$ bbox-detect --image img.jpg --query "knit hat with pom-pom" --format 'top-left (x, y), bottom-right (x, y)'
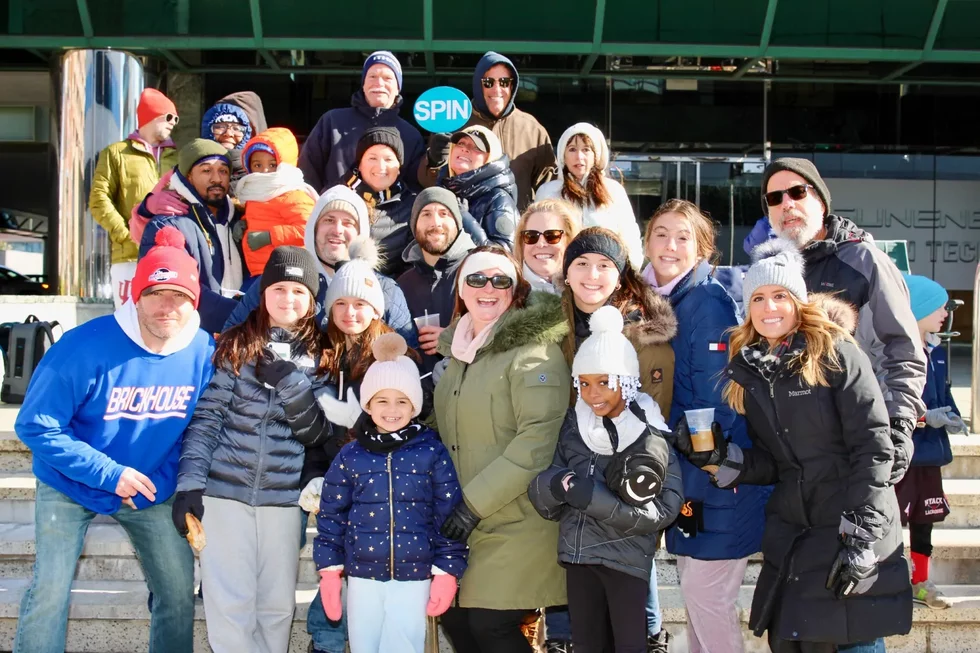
top-left (572, 305), bottom-right (639, 380)
top-left (359, 332), bottom-right (423, 417)
top-left (742, 237), bottom-right (808, 311)
top-left (131, 226), bottom-right (201, 307)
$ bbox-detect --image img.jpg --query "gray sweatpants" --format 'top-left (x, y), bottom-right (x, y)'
top-left (200, 496), bottom-right (303, 653)
top-left (677, 556), bottom-right (749, 653)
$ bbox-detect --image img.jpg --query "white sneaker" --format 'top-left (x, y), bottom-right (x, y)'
top-left (913, 579), bottom-right (952, 609)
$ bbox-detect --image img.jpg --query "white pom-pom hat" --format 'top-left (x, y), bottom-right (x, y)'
top-left (571, 305), bottom-right (640, 380)
top-left (358, 333), bottom-right (423, 417)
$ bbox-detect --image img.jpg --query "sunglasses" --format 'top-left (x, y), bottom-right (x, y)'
top-left (481, 77), bottom-right (514, 89)
top-left (764, 184), bottom-right (814, 207)
top-left (164, 113), bottom-right (179, 125)
top-left (465, 273), bottom-right (514, 290)
top-left (521, 229), bottom-right (565, 245)
top-left (211, 123), bottom-right (245, 135)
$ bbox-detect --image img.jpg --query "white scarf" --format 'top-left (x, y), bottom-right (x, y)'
top-left (574, 392), bottom-right (668, 455)
top-left (234, 164), bottom-right (319, 203)
top-left (450, 313), bottom-right (500, 364)
top-left (113, 299), bottom-right (202, 356)
top-left (522, 262), bottom-right (559, 295)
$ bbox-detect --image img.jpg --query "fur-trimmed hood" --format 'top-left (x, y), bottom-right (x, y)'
top-left (625, 285), bottom-right (678, 347)
top-left (437, 290), bottom-right (569, 358)
top-left (810, 292), bottom-right (858, 335)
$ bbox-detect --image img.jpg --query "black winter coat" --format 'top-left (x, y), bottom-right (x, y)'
top-left (723, 326), bottom-right (912, 645)
top-left (440, 156), bottom-right (519, 249)
top-left (528, 402), bottom-right (684, 581)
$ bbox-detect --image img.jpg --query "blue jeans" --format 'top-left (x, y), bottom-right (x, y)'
top-left (840, 639), bottom-right (886, 652)
top-left (646, 557), bottom-right (662, 634)
top-left (304, 510), bottom-right (348, 653)
top-left (544, 605), bottom-right (572, 641)
top-left (14, 482), bottom-right (195, 653)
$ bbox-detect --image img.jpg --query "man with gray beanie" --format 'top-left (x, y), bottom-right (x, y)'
top-left (398, 187), bottom-right (477, 372)
top-left (761, 157), bottom-right (926, 484)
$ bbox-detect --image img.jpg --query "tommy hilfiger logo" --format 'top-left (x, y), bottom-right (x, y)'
top-left (788, 389), bottom-right (812, 397)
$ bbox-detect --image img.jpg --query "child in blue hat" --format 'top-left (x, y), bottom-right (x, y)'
top-left (897, 274), bottom-right (968, 609)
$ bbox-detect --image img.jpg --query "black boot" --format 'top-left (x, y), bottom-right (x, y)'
top-left (647, 629), bottom-right (670, 653)
top-left (545, 641), bottom-right (574, 653)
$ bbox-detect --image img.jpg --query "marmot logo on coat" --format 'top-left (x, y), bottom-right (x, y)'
top-left (788, 389), bottom-right (812, 397)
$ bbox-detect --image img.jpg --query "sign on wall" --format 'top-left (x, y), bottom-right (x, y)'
top-left (413, 86), bottom-right (472, 133)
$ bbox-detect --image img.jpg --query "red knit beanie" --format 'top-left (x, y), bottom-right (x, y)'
top-left (137, 88), bottom-right (177, 129)
top-left (131, 226), bottom-right (201, 307)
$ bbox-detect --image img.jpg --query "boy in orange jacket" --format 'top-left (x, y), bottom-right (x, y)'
top-left (235, 128), bottom-right (318, 284)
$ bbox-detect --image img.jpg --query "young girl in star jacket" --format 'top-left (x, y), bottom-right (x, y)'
top-left (314, 333), bottom-right (467, 653)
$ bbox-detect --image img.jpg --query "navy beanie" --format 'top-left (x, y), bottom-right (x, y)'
top-left (362, 51), bottom-right (403, 91)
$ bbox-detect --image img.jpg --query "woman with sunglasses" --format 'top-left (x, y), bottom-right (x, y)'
top-left (672, 240), bottom-right (912, 653)
top-left (537, 123), bottom-right (643, 269)
top-left (513, 198), bottom-right (581, 295)
top-left (644, 199), bottom-right (770, 653)
top-left (433, 246), bottom-right (570, 653)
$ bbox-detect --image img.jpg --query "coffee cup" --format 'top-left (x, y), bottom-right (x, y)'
top-left (685, 408), bottom-right (716, 453)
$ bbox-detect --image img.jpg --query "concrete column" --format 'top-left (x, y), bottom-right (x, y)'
top-left (166, 71), bottom-right (204, 149)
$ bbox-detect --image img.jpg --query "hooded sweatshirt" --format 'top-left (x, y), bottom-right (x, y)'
top-left (14, 305), bottom-right (215, 514)
top-left (201, 92), bottom-right (268, 183)
top-left (536, 123), bottom-right (642, 268)
top-left (236, 128), bottom-right (318, 276)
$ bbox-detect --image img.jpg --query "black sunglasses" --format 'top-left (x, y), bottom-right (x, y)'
top-left (481, 77), bottom-right (514, 89)
top-left (465, 273), bottom-right (514, 290)
top-left (764, 184), bottom-right (814, 207)
top-left (164, 113), bottom-right (179, 125)
top-left (521, 229), bottom-right (565, 245)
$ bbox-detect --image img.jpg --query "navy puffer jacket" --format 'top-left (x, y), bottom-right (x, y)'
top-left (663, 262), bottom-right (771, 560)
top-left (313, 425), bottom-right (468, 581)
top-left (440, 156), bottom-right (518, 249)
top-left (911, 343), bottom-right (956, 467)
top-left (177, 330), bottom-right (334, 506)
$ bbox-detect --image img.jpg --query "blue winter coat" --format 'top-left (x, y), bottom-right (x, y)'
top-left (298, 91), bottom-right (425, 194)
top-left (912, 344), bottom-right (956, 467)
top-left (663, 262), bottom-right (771, 560)
top-left (313, 426), bottom-right (468, 581)
top-left (440, 156), bottom-right (519, 249)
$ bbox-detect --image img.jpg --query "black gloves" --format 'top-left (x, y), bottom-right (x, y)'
top-left (440, 502), bottom-right (481, 542)
top-left (826, 512), bottom-right (881, 599)
top-left (171, 490), bottom-right (204, 536)
top-left (549, 470), bottom-right (594, 510)
top-left (606, 451), bottom-right (667, 508)
top-left (246, 230), bottom-right (272, 251)
top-left (888, 417), bottom-right (914, 485)
top-left (426, 132), bottom-right (453, 168)
top-left (256, 351), bottom-right (298, 387)
top-left (668, 416), bottom-right (727, 469)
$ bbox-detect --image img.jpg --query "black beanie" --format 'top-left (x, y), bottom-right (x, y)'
top-left (355, 126), bottom-right (405, 168)
top-left (563, 227), bottom-right (628, 278)
top-left (760, 158), bottom-right (832, 217)
top-left (260, 246), bottom-right (320, 297)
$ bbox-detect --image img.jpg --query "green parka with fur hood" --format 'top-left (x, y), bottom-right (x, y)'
top-left (434, 291), bottom-right (570, 610)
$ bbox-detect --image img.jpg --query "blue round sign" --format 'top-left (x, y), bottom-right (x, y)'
top-left (413, 86), bottom-right (472, 133)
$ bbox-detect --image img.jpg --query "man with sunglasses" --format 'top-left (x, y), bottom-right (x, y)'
top-left (419, 51), bottom-right (555, 210)
top-left (89, 88), bottom-right (179, 309)
top-left (761, 157), bottom-right (927, 486)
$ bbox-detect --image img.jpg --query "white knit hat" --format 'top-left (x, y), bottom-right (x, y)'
top-left (556, 122), bottom-right (609, 176)
top-left (359, 333), bottom-right (423, 417)
top-left (571, 306), bottom-right (639, 379)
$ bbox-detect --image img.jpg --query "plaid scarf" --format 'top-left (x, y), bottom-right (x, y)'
top-left (739, 334), bottom-right (796, 382)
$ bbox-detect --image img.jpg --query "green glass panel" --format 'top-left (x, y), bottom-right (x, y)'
top-left (89, 0), bottom-right (178, 37)
top-left (189, 0), bottom-right (252, 37)
top-left (770, 0), bottom-right (935, 48)
top-left (604, 0), bottom-right (768, 45)
top-left (934, 1), bottom-right (980, 50)
top-left (433, 0), bottom-right (593, 42)
top-left (262, 0), bottom-right (421, 39)
top-left (22, 0), bottom-right (81, 36)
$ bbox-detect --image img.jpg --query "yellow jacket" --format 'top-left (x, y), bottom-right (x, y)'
top-left (88, 138), bottom-right (178, 264)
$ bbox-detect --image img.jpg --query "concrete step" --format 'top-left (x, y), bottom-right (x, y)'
top-left (0, 577), bottom-right (975, 653)
top-left (943, 435), bottom-right (980, 480)
top-left (0, 430), bottom-right (31, 473)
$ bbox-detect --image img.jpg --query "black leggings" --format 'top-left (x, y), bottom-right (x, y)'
top-left (566, 564), bottom-right (649, 653)
top-left (910, 521), bottom-right (934, 557)
top-left (440, 606), bottom-right (533, 653)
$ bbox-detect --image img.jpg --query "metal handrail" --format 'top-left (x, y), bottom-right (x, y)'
top-left (972, 264), bottom-right (980, 425)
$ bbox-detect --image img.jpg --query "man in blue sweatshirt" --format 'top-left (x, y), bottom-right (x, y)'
top-left (13, 226), bottom-right (215, 653)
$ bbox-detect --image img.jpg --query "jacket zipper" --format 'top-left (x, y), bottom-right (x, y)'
top-left (387, 452), bottom-right (395, 580)
top-left (573, 452), bottom-right (599, 563)
top-left (252, 387), bottom-right (274, 505)
top-left (767, 372), bottom-right (810, 529)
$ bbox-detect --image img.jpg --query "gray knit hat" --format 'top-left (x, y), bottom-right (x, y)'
top-left (742, 238), bottom-right (808, 313)
top-left (760, 158), bottom-right (832, 217)
top-left (410, 187), bottom-right (463, 234)
top-left (323, 236), bottom-right (386, 318)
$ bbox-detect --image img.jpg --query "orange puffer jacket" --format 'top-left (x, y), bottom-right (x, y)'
top-left (237, 128), bottom-right (318, 276)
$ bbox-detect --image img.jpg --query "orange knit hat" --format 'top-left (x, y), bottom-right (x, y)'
top-left (137, 88), bottom-right (177, 129)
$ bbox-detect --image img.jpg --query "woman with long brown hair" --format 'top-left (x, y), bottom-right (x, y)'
top-left (670, 239), bottom-right (912, 653)
top-left (173, 246), bottom-right (333, 653)
top-left (536, 123), bottom-right (642, 268)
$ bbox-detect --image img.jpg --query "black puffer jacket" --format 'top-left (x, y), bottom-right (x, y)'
top-left (177, 331), bottom-right (333, 507)
top-left (440, 156), bottom-right (518, 249)
top-left (722, 301), bottom-right (911, 646)
top-left (528, 397), bottom-right (683, 581)
top-left (345, 174), bottom-right (417, 278)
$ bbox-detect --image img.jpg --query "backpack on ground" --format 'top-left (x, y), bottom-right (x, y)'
top-left (1, 315), bottom-right (61, 404)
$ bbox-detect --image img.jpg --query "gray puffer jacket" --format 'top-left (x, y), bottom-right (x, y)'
top-left (177, 332), bottom-right (332, 507)
top-left (529, 397), bottom-right (684, 581)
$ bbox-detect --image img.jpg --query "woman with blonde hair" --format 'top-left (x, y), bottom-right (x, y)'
top-left (536, 123), bottom-right (642, 268)
top-left (513, 198), bottom-right (581, 295)
top-left (670, 239), bottom-right (912, 653)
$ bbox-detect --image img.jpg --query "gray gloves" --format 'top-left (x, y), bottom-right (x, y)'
top-left (826, 512), bottom-right (881, 599)
top-left (925, 406), bottom-right (969, 434)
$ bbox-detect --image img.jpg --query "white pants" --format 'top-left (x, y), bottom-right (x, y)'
top-left (200, 496), bottom-right (303, 653)
top-left (347, 576), bottom-right (431, 653)
top-left (677, 556), bottom-right (749, 653)
top-left (110, 262), bottom-right (137, 309)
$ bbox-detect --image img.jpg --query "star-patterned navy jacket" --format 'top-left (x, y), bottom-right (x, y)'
top-left (313, 426), bottom-right (468, 581)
